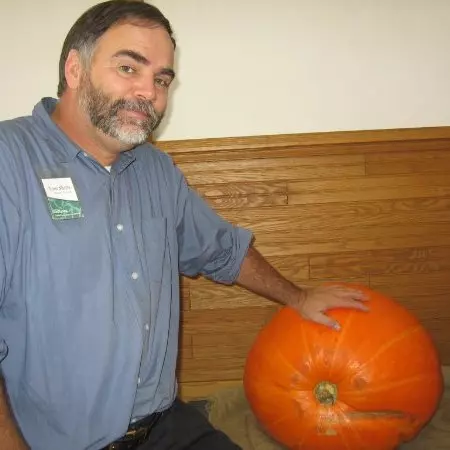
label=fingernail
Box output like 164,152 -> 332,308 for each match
333,323 -> 341,331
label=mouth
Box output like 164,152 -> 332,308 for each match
121,109 -> 149,120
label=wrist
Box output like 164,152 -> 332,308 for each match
286,284 -> 308,308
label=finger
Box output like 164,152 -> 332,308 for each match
331,287 -> 369,301
326,297 -> 370,312
311,312 -> 341,331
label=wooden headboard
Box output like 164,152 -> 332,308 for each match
156,127 -> 450,399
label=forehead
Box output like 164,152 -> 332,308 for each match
92,22 -> 175,67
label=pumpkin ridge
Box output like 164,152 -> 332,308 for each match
272,346 -> 311,388
328,309 -> 356,380
340,324 -> 422,385
298,308 -> 314,368
252,338 -> 311,388
340,372 -> 438,397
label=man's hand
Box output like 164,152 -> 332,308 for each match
236,247 -> 369,331
291,284 -> 369,330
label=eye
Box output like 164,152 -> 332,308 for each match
155,77 -> 171,88
118,65 -> 136,74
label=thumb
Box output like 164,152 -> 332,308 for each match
312,312 -> 341,331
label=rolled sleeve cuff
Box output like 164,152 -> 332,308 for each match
206,226 -> 253,285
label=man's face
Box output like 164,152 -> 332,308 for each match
77,22 -> 175,146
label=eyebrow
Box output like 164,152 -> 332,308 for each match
112,49 -> 176,79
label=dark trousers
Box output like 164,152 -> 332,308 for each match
137,398 -> 242,450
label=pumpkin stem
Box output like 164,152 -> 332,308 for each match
314,381 -> 338,406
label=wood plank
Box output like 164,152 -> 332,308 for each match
370,270 -> 450,299
178,380 -> 242,401
366,150 -> 450,175
192,332 -> 257,348
192,333 -> 256,359
177,357 -> 246,383
288,174 -> 450,205
182,160 -> 365,185
265,254 -> 310,281
221,198 -> 450,232
253,230 -> 450,257
189,282 -> 273,310
181,306 -> 279,334
310,246 -> 450,279
195,181 -> 287,198
204,193 -> 287,209
178,154 -> 364,174
251,224 -> 450,249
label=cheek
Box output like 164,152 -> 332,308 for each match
154,92 -> 169,112
93,70 -> 133,97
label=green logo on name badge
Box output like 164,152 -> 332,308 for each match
47,197 -> 84,220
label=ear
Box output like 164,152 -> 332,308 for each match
65,49 -> 84,90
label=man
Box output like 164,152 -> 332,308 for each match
0,1 -> 368,449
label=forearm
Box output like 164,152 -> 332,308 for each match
0,376 -> 28,449
236,246 -> 306,307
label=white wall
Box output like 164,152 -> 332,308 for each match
1,0 -> 449,141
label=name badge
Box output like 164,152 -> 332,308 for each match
41,177 -> 84,220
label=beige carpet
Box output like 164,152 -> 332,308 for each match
206,367 -> 450,450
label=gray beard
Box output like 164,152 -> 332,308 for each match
79,77 -> 163,146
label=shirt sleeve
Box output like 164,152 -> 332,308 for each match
0,142 -> 20,364
174,164 -> 253,284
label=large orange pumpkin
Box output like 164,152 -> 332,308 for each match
243,282 -> 443,450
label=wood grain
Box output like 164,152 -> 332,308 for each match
195,182 -> 287,198
204,193 -> 287,210
156,128 -> 450,396
181,306 -> 279,335
370,270 -> 450,299
181,158 -> 365,185
366,150 -> 450,175
310,246 -> 450,279
288,174 -> 450,205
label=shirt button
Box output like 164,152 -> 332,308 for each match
144,323 -> 149,331
131,272 -> 139,280
116,224 -> 124,232
137,377 -> 141,385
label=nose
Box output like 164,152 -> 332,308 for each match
134,76 -> 157,102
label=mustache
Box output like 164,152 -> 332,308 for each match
111,99 -> 159,120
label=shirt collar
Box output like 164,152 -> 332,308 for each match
32,97 -> 137,169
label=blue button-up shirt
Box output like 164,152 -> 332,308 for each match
0,98 -> 252,450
